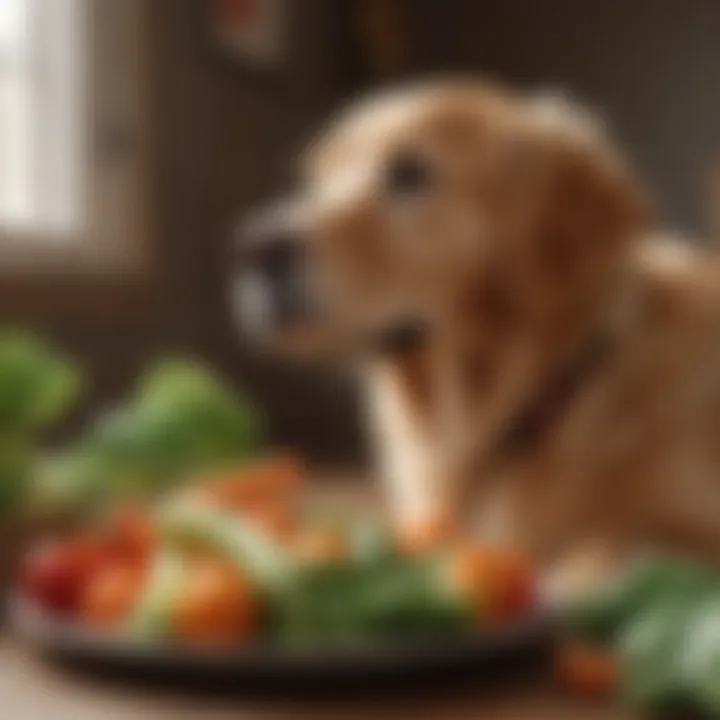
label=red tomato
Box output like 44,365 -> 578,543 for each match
449,545 -> 536,622
20,537 -> 107,615
555,642 -> 617,696
81,564 -> 144,629
494,549 -> 537,617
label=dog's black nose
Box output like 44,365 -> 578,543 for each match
236,207 -> 310,327
239,206 -> 303,276
248,232 -> 301,282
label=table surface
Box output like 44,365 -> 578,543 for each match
1,640 -> 632,720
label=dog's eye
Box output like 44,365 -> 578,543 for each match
385,152 -> 432,197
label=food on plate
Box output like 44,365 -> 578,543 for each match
81,563 -> 145,629
448,545 -> 536,622
188,455 -> 304,541
197,455 -> 303,510
103,504 -> 157,567
19,455 -> 540,651
21,536 -> 106,615
172,559 -> 255,644
126,550 -> 188,640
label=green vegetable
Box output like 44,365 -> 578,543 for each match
93,359 -> 261,483
136,359 -> 261,461
566,554 -> 718,645
348,518 -> 396,563
0,332 -> 81,513
618,598 -> 698,714
0,331 -> 80,433
127,549 -> 188,640
570,555 -> 720,716
36,358 -> 262,509
273,551 -> 473,648
158,504 -> 291,592
32,450 -> 109,514
676,600 -> 720,716
158,504 -> 472,648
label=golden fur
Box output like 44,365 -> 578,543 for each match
261,80 -> 720,581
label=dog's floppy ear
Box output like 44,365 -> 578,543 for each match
510,94 -> 651,328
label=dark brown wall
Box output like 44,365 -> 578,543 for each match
18,0 -> 366,466
407,0 -> 720,235
148,0 -> 364,465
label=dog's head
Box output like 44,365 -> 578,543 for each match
232,81 -> 649,360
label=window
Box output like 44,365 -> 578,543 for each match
0,0 -> 147,273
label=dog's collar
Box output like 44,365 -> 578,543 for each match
490,330 -> 614,464
489,265 -> 640,465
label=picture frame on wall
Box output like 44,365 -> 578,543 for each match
208,0 -> 285,69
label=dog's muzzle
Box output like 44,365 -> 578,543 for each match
232,207 -> 315,338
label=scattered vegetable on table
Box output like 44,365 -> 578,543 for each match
560,554 -> 720,717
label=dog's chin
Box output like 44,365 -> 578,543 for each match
365,318 -> 430,357
245,321 -> 429,363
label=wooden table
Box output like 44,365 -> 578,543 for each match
1,640 -> 630,720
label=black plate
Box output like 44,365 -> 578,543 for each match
10,597 -> 556,694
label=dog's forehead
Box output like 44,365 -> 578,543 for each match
307,85 -> 514,174
335,91 -> 434,139
308,93 -> 435,171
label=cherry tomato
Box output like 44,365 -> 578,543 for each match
449,545 -> 536,622
494,549 -> 537,617
555,641 -> 617,696
172,560 -> 255,644
81,564 -> 144,629
20,536 -> 107,615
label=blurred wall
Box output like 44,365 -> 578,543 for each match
148,0 -> 364,465
408,0 -> 720,236
8,0 -> 366,466
9,0 -> 720,469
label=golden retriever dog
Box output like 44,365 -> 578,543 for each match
234,79 -> 720,589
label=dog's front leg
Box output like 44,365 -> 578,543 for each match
365,362 -> 459,545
